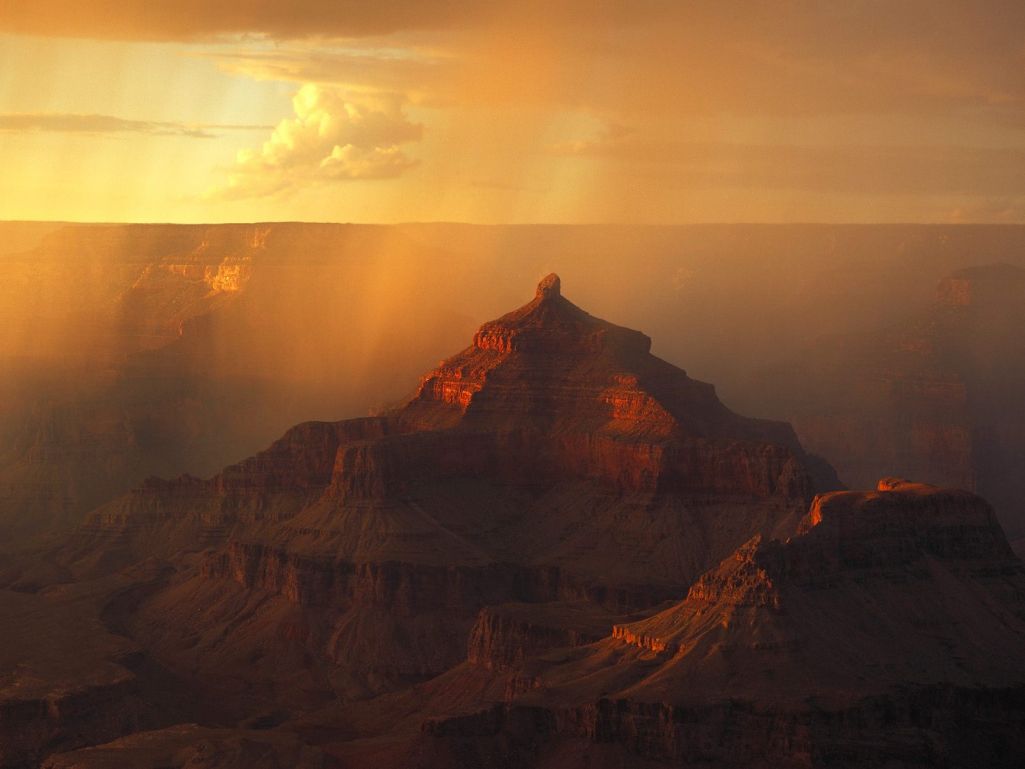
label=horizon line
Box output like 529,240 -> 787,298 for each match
4,219 -> 1025,228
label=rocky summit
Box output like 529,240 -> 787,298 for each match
3,274 -> 1024,769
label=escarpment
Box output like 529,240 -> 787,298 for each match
71,274 -> 832,575
45,274 -> 840,738
13,269 -> 1025,768
757,262 -> 1025,542
467,602 -> 627,671
414,479 -> 1025,768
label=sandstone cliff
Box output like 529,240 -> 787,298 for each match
414,479 -> 1025,768
7,222 -> 1025,549
753,263 -> 1025,543
14,263 -> 1025,768
47,274 -> 836,735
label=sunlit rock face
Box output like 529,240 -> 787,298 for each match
7,221 -> 1025,553
14,261 -> 1025,769
417,479 -> 1025,769
403,273 -> 831,499
29,273 -> 835,763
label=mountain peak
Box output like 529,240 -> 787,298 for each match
535,272 -> 561,299
395,273 -> 830,497
468,270 -> 644,356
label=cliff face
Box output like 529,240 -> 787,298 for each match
755,263 -> 1025,541
467,603 -> 627,671
0,582 -> 165,769
5,260 -> 1025,767
412,479 -> 1025,768
42,274 -> 834,735
401,274 -> 820,499
9,222 -> 1025,550
42,724 -> 339,769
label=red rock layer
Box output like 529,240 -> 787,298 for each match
757,263 -> 1025,540
416,479 -> 1025,768
70,274 -> 829,578
467,603 -> 626,671
45,274 -> 840,763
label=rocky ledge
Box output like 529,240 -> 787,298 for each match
421,479 -> 1025,768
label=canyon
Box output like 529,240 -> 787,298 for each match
409,479 -> 1025,769
1,224 -> 1024,767
754,262 -> 1025,547
5,222 -> 1025,545
4,271 -> 833,765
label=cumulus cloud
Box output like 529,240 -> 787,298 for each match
0,112 -> 267,138
209,84 -> 422,199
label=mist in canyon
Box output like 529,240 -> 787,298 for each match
4,222 -> 1025,768
5,221 -> 1025,546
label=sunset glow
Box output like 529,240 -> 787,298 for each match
3,1 -> 1024,224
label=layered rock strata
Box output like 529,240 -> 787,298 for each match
62,274 -> 836,717
418,479 -> 1025,768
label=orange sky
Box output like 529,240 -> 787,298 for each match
1,1 -> 1024,224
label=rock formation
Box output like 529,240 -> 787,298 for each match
52,275 -> 833,718
7,221 -> 1025,548
1,273 -> 842,767
42,724 -> 338,769
6,266 -> 1025,768
754,263 -> 1025,543
415,480 -> 1025,768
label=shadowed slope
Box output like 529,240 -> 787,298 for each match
50,274 -> 836,724
415,479 -> 1025,768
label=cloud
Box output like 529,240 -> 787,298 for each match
0,112 -> 269,138
7,3 -> 1024,128
0,1 -> 652,41
158,3 -> 1025,130
0,1 -> 444,40
4,2 -> 1024,223
208,83 -> 422,199
199,45 -> 457,106
554,124 -> 1025,197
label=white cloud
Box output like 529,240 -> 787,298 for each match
209,83 -> 422,199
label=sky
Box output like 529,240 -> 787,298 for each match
1,1 -> 1024,224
